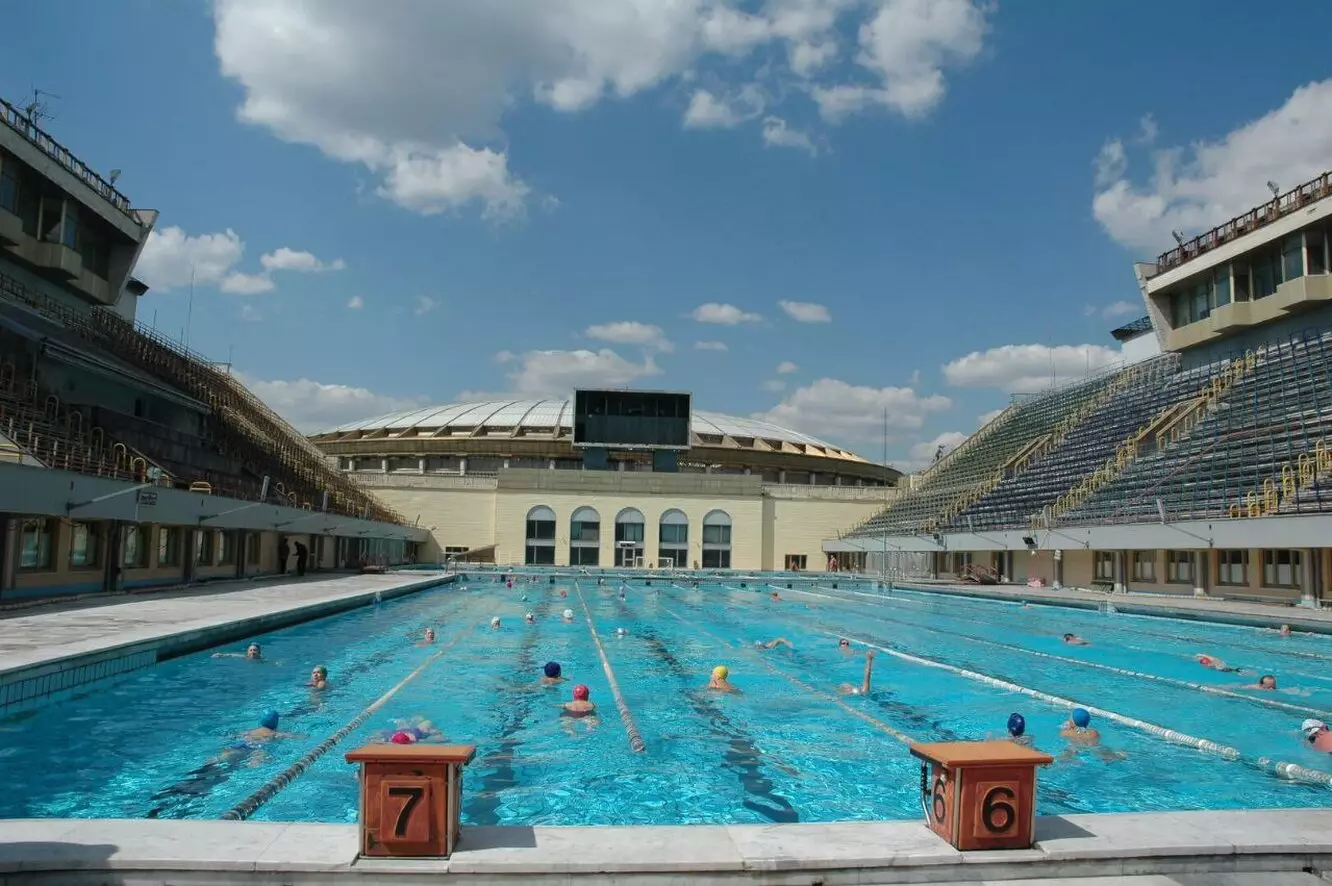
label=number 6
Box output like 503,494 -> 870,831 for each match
931,777 -> 947,823
981,786 -> 1016,833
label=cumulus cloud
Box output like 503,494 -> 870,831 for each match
778,299 -> 831,323
135,226 -> 245,292
347,295 -> 364,309
761,116 -> 818,155
691,302 -> 762,324
695,340 -> 728,351
683,86 -> 765,129
977,407 -> 1005,426
260,247 -> 347,273
414,296 -> 439,316
1101,300 -> 1140,319
1093,79 -> 1332,253
211,0 -> 989,217
237,373 -> 426,433
902,430 -> 969,471
942,343 -> 1125,393
584,321 -> 674,352
762,379 -> 787,392
755,377 -> 951,444
240,304 -> 263,323
776,360 -> 799,374
504,348 -> 662,397
220,272 -> 275,295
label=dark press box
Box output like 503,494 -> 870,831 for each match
572,389 -> 692,450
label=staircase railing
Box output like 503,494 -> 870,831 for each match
1228,438 -> 1332,518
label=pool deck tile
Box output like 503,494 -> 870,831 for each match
1033,812 -> 1234,860
725,821 -> 961,870
445,825 -> 747,873
254,823 -> 360,872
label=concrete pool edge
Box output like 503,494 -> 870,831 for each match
0,572 -> 457,715
0,810 -> 1329,883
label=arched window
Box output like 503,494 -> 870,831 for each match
702,509 -> 732,569
569,506 -> 600,567
525,505 -> 556,566
658,509 -> 688,568
614,507 -> 645,567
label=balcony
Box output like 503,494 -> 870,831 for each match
31,241 -> 82,279
1208,300 -> 1254,334
1271,274 -> 1332,315
0,209 -> 20,247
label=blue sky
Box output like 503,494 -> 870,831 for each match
6,0 -> 1332,468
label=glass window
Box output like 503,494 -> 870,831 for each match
525,545 -> 555,566
1191,282 -> 1211,321
1282,234 -> 1304,283
1253,251 -> 1277,299
39,195 -> 63,243
785,554 -> 808,570
20,519 -> 53,570
615,521 -> 644,544
1094,552 -> 1114,581
123,524 -> 149,568
571,521 -> 599,543
196,531 -> 215,565
1217,550 -> 1248,586
1308,230 -> 1328,276
660,523 -> 688,545
1261,550 -> 1302,588
158,527 -> 180,566
61,203 -> 78,249
1131,551 -> 1155,582
247,532 -> 261,565
702,524 -> 731,545
1166,551 -> 1193,584
525,519 -> 556,540
1233,264 -> 1250,301
219,531 -> 235,565
69,522 -> 99,568
1213,267 -> 1231,307
703,549 -> 731,569
569,545 -> 599,566
0,161 -> 17,213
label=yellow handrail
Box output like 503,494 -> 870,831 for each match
1229,438 -> 1332,518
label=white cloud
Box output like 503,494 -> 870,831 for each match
238,373 -> 426,433
504,348 -> 661,397
761,116 -> 817,155
812,0 -> 989,122
776,360 -> 799,374
347,295 -> 364,309
903,430 -> 969,471
260,247 -> 347,273
1093,79 -> 1332,253
778,299 -> 831,323
212,1 -> 987,216
414,296 -> 439,316
1101,300 -> 1140,319
1135,113 -> 1158,146
1092,139 -> 1126,189
756,377 -> 951,443
240,304 -> 263,323
977,407 -> 1004,426
683,86 -> 765,129
762,379 -> 787,392
220,272 -> 275,295
134,226 -> 245,292
691,302 -> 762,324
695,340 -> 728,351
584,321 -> 674,352
494,350 -> 517,363
942,343 -> 1125,393
908,368 -> 921,385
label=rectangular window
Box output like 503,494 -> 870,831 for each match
1253,252 -> 1277,299
1217,550 -> 1248,586
570,522 -> 599,543
123,524 -> 149,568
61,203 -> 79,249
1282,234 -> 1304,283
158,527 -> 180,567
1262,550 -> 1302,588
1233,264 -> 1250,301
69,522 -> 99,568
1191,281 -> 1211,322
1213,267 -> 1231,307
702,524 -> 731,545
1308,229 -> 1329,276
195,530 -> 215,566
218,531 -> 235,566
660,524 -> 687,545
525,519 -> 555,541
785,554 -> 808,571
1166,551 -> 1193,584
247,532 -> 261,565
569,545 -> 600,567
39,195 -> 64,243
703,549 -> 732,569
1132,551 -> 1156,582
615,522 -> 644,544
525,545 -> 556,566
1094,551 -> 1114,581
19,519 -> 54,570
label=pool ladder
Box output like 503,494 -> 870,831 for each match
1100,600 -> 1117,615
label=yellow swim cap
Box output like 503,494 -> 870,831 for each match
712,665 -> 729,680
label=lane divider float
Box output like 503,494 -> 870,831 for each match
574,582 -> 645,753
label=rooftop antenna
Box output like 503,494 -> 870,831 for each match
1266,181 -> 1280,198
109,169 -> 122,186
22,88 -> 60,126
1171,230 -> 1185,246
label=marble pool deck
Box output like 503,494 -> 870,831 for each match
0,809 -> 1330,885
0,571 -> 454,713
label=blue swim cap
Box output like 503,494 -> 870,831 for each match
260,710 -> 280,730
1072,707 -> 1091,728
543,661 -> 561,678
1007,713 -> 1026,737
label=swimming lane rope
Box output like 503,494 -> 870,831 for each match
573,582 -> 646,753
219,619 -> 481,821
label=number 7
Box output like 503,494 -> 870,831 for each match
389,786 -> 424,838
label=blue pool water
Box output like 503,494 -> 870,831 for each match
2,574 -> 1331,825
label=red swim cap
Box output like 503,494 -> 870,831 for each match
390,730 -> 416,744
573,684 -> 590,701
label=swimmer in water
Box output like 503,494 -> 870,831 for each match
1062,633 -> 1090,646
561,685 -> 600,733
491,616 -> 501,630
1244,674 -> 1278,691
1197,654 -> 1242,673
562,608 -> 575,623
525,612 -> 536,624
559,589 -> 568,599
541,661 -> 565,685
1060,708 -> 1100,745
755,638 -> 793,650
308,665 -> 328,690
1303,719 -> 1332,752
239,710 -> 298,744
213,642 -> 262,660
838,650 -> 875,696
769,590 -> 781,601
615,627 -> 627,637
837,637 -> 854,655
1006,712 -> 1033,747
1278,624 -> 1292,637
378,717 -> 444,745
708,665 -> 739,693
419,628 -> 436,646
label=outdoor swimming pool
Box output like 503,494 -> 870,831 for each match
2,574 -> 1331,826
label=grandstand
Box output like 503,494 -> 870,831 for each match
0,96 -> 419,601
826,170 -> 1332,606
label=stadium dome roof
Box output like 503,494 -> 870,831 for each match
314,398 -> 868,463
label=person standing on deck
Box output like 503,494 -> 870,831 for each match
295,540 -> 309,577
277,537 -> 290,575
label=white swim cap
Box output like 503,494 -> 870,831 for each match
525,611 -> 535,620
1302,718 -> 1327,738
616,627 -> 627,636
563,608 -> 575,619
491,616 -> 500,626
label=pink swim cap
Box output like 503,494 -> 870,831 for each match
390,730 -> 416,744
573,684 -> 590,701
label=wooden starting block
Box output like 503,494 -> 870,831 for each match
344,744 -> 476,858
910,740 -> 1053,851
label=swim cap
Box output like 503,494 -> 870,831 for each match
1302,719 -> 1328,739
563,608 -> 574,619
525,611 -> 535,620
259,710 -> 280,730
1007,713 -> 1026,737
390,729 -> 416,744
491,616 -> 500,626
573,684 -> 590,701
1072,708 -> 1091,728
544,661 -> 562,678
712,665 -> 729,680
